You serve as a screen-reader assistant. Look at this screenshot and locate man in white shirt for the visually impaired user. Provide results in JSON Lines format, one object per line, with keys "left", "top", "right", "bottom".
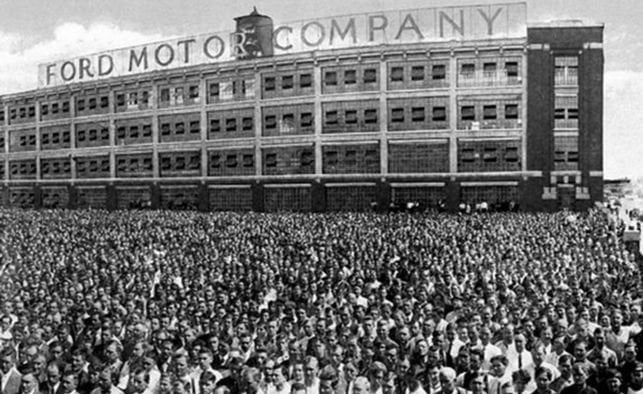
{"left": 506, "top": 334, "right": 532, "bottom": 373}
{"left": 479, "top": 326, "right": 502, "bottom": 370}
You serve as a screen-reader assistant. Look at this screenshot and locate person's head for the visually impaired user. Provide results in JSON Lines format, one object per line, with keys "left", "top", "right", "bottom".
{"left": 624, "top": 344, "right": 638, "bottom": 362}
{"left": 558, "top": 354, "right": 573, "bottom": 378}
{"left": 513, "top": 334, "right": 525, "bottom": 352}
{"left": 632, "top": 362, "right": 643, "bottom": 387}
{"left": 304, "top": 356, "right": 319, "bottom": 385}
{"left": 534, "top": 366, "right": 553, "bottom": 390}
{"left": 47, "top": 362, "right": 62, "bottom": 385}
{"left": 344, "top": 362, "right": 358, "bottom": 382}
{"left": 291, "top": 382, "right": 307, "bottom": 394}
{"left": 174, "top": 354, "right": 189, "bottom": 377}
{"left": 129, "top": 369, "right": 150, "bottom": 394}
{"left": 470, "top": 372, "right": 486, "bottom": 394}
{"left": 573, "top": 341, "right": 587, "bottom": 361}
{"left": 20, "top": 373, "right": 39, "bottom": 394}
{"left": 368, "top": 362, "right": 387, "bottom": 389}
{"left": 382, "top": 372, "right": 396, "bottom": 394}
{"left": 241, "top": 367, "right": 261, "bottom": 394}
{"left": 438, "top": 367, "right": 457, "bottom": 391}
{"left": 319, "top": 366, "right": 338, "bottom": 394}
{"left": 98, "top": 368, "right": 113, "bottom": 391}
{"left": 531, "top": 345, "right": 545, "bottom": 366}
{"left": 511, "top": 369, "right": 531, "bottom": 393}
{"left": 571, "top": 363, "right": 589, "bottom": 385}
{"left": 490, "top": 355, "right": 508, "bottom": 378}
{"left": 0, "top": 350, "right": 15, "bottom": 374}
{"left": 60, "top": 373, "right": 78, "bottom": 394}
{"left": 352, "top": 377, "right": 370, "bottom": 394}
{"left": 605, "top": 369, "right": 622, "bottom": 393}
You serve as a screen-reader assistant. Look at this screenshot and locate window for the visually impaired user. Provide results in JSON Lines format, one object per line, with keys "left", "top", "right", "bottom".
{"left": 88, "top": 98, "right": 97, "bottom": 109}
{"left": 461, "top": 148, "right": 476, "bottom": 162}
{"left": 242, "top": 154, "right": 254, "bottom": 167}
{"left": 128, "top": 92, "right": 138, "bottom": 106}
{"left": 160, "top": 88, "right": 171, "bottom": 103}
{"left": 265, "top": 115, "right": 277, "bottom": 129}
{"left": 78, "top": 130, "right": 86, "bottom": 141}
{"left": 209, "top": 83, "right": 220, "bottom": 99}
{"left": 210, "top": 119, "right": 221, "bottom": 133}
{"left": 461, "top": 63, "right": 475, "bottom": 78}
{"left": 41, "top": 104, "right": 49, "bottom": 115}
{"left": 190, "top": 120, "right": 200, "bottom": 134}
{"left": 100, "top": 96, "right": 109, "bottom": 108}
{"left": 52, "top": 103, "right": 59, "bottom": 114}
{"left": 143, "top": 124, "right": 152, "bottom": 137}
{"left": 568, "top": 151, "right": 579, "bottom": 162}
{"left": 173, "top": 88, "right": 184, "bottom": 105}
{"left": 189, "top": 85, "right": 199, "bottom": 99}
{"left": 345, "top": 110, "right": 358, "bottom": 124}
{"left": 300, "top": 112, "right": 313, "bottom": 128}
{"left": 161, "top": 123, "right": 171, "bottom": 135}
{"left": 188, "top": 154, "right": 200, "bottom": 170}
{"left": 264, "top": 76, "right": 276, "bottom": 91}
{"left": 42, "top": 134, "right": 49, "bottom": 145}
{"left": 129, "top": 126, "right": 139, "bottom": 139}
{"left": 325, "top": 71, "right": 337, "bottom": 86}
{"left": 363, "top": 68, "right": 377, "bottom": 83}
{"left": 432, "top": 106, "right": 447, "bottom": 122}
{"left": 344, "top": 70, "right": 357, "bottom": 85}
{"left": 483, "top": 62, "right": 497, "bottom": 78}
{"left": 505, "top": 104, "right": 519, "bottom": 120}
{"left": 210, "top": 154, "right": 221, "bottom": 168}
{"left": 461, "top": 106, "right": 475, "bottom": 121}
{"left": 116, "top": 94, "right": 125, "bottom": 106}
{"left": 483, "top": 148, "right": 497, "bottom": 162}
{"left": 568, "top": 108, "right": 579, "bottom": 119}
{"left": 62, "top": 131, "right": 70, "bottom": 143}
{"left": 505, "top": 62, "right": 519, "bottom": 79}
{"left": 52, "top": 133, "right": 60, "bottom": 144}
{"left": 391, "top": 108, "right": 404, "bottom": 123}
{"left": 28, "top": 106, "right": 35, "bottom": 117}
{"left": 411, "top": 66, "right": 424, "bottom": 81}
{"left": 505, "top": 147, "right": 519, "bottom": 162}
{"left": 265, "top": 153, "right": 277, "bottom": 167}
{"left": 300, "top": 73, "right": 312, "bottom": 88}
{"left": 483, "top": 105, "right": 497, "bottom": 120}
{"left": 282, "top": 75, "right": 294, "bottom": 90}
{"left": 326, "top": 151, "right": 338, "bottom": 166}
{"left": 554, "top": 150, "right": 566, "bottom": 162}
{"left": 89, "top": 129, "right": 97, "bottom": 141}
{"left": 225, "top": 118, "right": 236, "bottom": 132}
{"left": 301, "top": 151, "right": 314, "bottom": 166}
{"left": 390, "top": 67, "right": 404, "bottom": 82}
{"left": 554, "top": 108, "right": 566, "bottom": 120}
{"left": 242, "top": 117, "right": 253, "bottom": 131}
{"left": 175, "top": 156, "right": 186, "bottom": 170}
{"left": 62, "top": 101, "right": 70, "bottom": 112}
{"left": 345, "top": 150, "right": 357, "bottom": 166}
{"left": 101, "top": 128, "right": 109, "bottom": 140}
{"left": 100, "top": 159, "right": 110, "bottom": 172}
{"left": 325, "top": 111, "right": 338, "bottom": 125}
{"left": 411, "top": 107, "right": 425, "bottom": 122}
{"left": 364, "top": 109, "right": 378, "bottom": 124}
{"left": 77, "top": 100, "right": 85, "bottom": 111}
{"left": 161, "top": 157, "right": 172, "bottom": 170}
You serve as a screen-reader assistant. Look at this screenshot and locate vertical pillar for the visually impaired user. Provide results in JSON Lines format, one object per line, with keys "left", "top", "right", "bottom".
{"left": 379, "top": 59, "right": 388, "bottom": 176}
{"left": 314, "top": 63, "right": 323, "bottom": 176}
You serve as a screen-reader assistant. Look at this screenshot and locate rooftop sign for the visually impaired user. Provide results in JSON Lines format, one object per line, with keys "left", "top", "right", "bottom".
{"left": 38, "top": 3, "right": 526, "bottom": 88}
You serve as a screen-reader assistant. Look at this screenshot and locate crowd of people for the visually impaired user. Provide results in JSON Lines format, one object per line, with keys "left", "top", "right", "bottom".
{"left": 0, "top": 207, "right": 641, "bottom": 394}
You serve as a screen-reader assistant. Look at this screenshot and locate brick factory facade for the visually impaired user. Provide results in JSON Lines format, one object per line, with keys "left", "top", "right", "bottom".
{"left": 0, "top": 3, "right": 604, "bottom": 211}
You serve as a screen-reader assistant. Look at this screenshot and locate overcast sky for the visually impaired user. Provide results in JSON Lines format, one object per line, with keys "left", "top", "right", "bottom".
{"left": 0, "top": 0, "right": 640, "bottom": 179}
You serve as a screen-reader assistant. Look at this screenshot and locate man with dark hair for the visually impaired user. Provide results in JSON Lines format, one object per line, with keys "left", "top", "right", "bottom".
{"left": 532, "top": 366, "right": 555, "bottom": 394}
{"left": 560, "top": 363, "right": 597, "bottom": 394}
{"left": 1, "top": 350, "right": 22, "bottom": 394}
{"left": 39, "top": 362, "right": 63, "bottom": 394}
{"left": 60, "top": 373, "right": 80, "bottom": 394}
{"left": 319, "top": 366, "right": 339, "bottom": 394}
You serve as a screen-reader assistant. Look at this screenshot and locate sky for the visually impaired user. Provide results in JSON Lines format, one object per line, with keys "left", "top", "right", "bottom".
{"left": 0, "top": 0, "right": 641, "bottom": 180}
